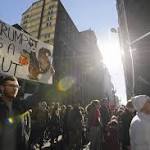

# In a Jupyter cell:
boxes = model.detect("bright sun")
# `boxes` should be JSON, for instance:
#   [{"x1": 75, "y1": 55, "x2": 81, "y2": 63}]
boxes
[
  {"x1": 98, "y1": 36, "x2": 122, "y2": 68},
  {"x1": 97, "y1": 34, "x2": 127, "y2": 105}
]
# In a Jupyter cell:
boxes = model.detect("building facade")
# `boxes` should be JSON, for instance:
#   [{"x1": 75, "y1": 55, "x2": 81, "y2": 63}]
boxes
[
  {"x1": 21, "y1": 0, "x2": 114, "y2": 104},
  {"x1": 21, "y1": 0, "x2": 58, "y2": 44},
  {"x1": 116, "y1": 0, "x2": 150, "y2": 99}
]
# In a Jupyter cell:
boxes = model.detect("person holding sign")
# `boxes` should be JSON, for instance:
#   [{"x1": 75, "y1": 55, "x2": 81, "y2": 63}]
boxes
[{"x1": 0, "y1": 75, "x2": 46, "y2": 150}]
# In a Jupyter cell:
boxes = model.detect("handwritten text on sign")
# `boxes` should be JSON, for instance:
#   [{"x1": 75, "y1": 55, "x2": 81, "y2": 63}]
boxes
[{"x1": 0, "y1": 20, "x2": 54, "y2": 84}]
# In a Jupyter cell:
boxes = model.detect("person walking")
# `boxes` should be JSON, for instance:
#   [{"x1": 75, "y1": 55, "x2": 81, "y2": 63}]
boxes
[
  {"x1": 130, "y1": 95, "x2": 150, "y2": 150},
  {"x1": 86, "y1": 100, "x2": 102, "y2": 150},
  {"x1": 120, "y1": 100, "x2": 135, "y2": 150}
]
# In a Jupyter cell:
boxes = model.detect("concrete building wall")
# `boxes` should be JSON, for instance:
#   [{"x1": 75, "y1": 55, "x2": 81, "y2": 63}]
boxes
[
  {"x1": 21, "y1": 0, "x2": 58, "y2": 44},
  {"x1": 117, "y1": 0, "x2": 150, "y2": 98},
  {"x1": 20, "y1": 0, "x2": 114, "y2": 104}
]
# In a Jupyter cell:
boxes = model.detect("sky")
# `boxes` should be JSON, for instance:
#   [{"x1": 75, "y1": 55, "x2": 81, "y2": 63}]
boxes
[{"x1": 0, "y1": 0, "x2": 127, "y2": 104}]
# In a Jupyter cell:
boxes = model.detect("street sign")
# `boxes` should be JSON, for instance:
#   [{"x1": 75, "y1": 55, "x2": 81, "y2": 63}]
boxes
[{"x1": 0, "y1": 20, "x2": 54, "y2": 84}]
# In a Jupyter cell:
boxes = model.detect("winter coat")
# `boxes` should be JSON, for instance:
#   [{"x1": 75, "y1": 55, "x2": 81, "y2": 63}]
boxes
[
  {"x1": 0, "y1": 93, "x2": 42, "y2": 150},
  {"x1": 130, "y1": 112, "x2": 150, "y2": 150},
  {"x1": 104, "y1": 126, "x2": 120, "y2": 150},
  {"x1": 120, "y1": 109, "x2": 134, "y2": 146}
]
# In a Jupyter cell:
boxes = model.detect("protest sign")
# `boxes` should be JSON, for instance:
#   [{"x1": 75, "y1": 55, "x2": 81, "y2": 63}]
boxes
[{"x1": 0, "y1": 20, "x2": 54, "y2": 84}]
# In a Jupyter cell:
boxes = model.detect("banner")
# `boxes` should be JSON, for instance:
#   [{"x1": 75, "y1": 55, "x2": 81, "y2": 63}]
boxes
[{"x1": 0, "y1": 20, "x2": 54, "y2": 84}]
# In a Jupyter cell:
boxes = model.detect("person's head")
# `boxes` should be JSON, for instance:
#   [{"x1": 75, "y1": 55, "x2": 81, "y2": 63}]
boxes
[
  {"x1": 39, "y1": 101, "x2": 47, "y2": 111},
  {"x1": 108, "y1": 119, "x2": 118, "y2": 129},
  {"x1": 131, "y1": 95, "x2": 150, "y2": 114},
  {"x1": 126, "y1": 100, "x2": 134, "y2": 112},
  {"x1": 79, "y1": 106, "x2": 85, "y2": 114},
  {"x1": 60, "y1": 105, "x2": 66, "y2": 114},
  {"x1": 66, "y1": 105, "x2": 73, "y2": 112},
  {"x1": 111, "y1": 115, "x2": 118, "y2": 120},
  {"x1": 52, "y1": 102, "x2": 60, "y2": 115},
  {"x1": 0, "y1": 75, "x2": 20, "y2": 100},
  {"x1": 91, "y1": 100, "x2": 100, "y2": 109},
  {"x1": 100, "y1": 98, "x2": 109, "y2": 107},
  {"x1": 86, "y1": 100, "x2": 100, "y2": 113},
  {"x1": 117, "y1": 108, "x2": 124, "y2": 117}
]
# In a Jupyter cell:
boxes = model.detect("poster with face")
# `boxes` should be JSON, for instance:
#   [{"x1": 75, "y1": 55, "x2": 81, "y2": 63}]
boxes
[{"x1": 0, "y1": 20, "x2": 54, "y2": 84}]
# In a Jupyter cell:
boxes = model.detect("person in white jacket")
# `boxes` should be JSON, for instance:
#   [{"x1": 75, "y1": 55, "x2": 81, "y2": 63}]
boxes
[{"x1": 130, "y1": 95, "x2": 150, "y2": 150}]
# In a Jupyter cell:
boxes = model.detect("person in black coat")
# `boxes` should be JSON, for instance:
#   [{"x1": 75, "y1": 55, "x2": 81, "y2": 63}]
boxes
[
  {"x1": 0, "y1": 75, "x2": 45, "y2": 150},
  {"x1": 119, "y1": 100, "x2": 135, "y2": 150}
]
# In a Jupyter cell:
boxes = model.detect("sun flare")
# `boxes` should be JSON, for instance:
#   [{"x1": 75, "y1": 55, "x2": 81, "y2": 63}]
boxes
[
  {"x1": 98, "y1": 37, "x2": 122, "y2": 68},
  {"x1": 97, "y1": 34, "x2": 127, "y2": 104}
]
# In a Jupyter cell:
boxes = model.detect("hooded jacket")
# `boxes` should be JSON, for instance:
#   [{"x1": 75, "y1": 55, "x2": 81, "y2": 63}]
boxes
[
  {"x1": 130, "y1": 112, "x2": 150, "y2": 150},
  {"x1": 130, "y1": 95, "x2": 150, "y2": 150}
]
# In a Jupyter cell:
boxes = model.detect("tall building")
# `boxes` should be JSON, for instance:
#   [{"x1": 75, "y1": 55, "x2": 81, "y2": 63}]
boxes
[
  {"x1": 116, "y1": 0, "x2": 150, "y2": 98},
  {"x1": 21, "y1": 0, "x2": 114, "y2": 104},
  {"x1": 21, "y1": 0, "x2": 58, "y2": 44}
]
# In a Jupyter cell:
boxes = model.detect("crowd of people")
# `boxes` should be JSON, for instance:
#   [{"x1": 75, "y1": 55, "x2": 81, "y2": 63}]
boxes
[{"x1": 0, "y1": 75, "x2": 150, "y2": 150}]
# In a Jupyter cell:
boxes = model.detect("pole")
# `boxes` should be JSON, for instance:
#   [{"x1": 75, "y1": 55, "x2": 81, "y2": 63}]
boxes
[{"x1": 131, "y1": 31, "x2": 150, "y2": 45}]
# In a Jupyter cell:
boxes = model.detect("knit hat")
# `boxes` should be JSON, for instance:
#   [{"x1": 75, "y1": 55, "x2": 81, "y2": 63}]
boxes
[{"x1": 131, "y1": 95, "x2": 150, "y2": 112}]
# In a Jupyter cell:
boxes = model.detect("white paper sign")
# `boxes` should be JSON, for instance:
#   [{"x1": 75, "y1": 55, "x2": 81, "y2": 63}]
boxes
[{"x1": 0, "y1": 20, "x2": 54, "y2": 84}]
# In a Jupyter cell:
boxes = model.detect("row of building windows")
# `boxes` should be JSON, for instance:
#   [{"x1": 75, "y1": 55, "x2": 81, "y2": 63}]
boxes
[
  {"x1": 31, "y1": 33, "x2": 38, "y2": 38},
  {"x1": 44, "y1": 5, "x2": 57, "y2": 12},
  {"x1": 41, "y1": 26, "x2": 55, "y2": 35},
  {"x1": 47, "y1": 10, "x2": 56, "y2": 15},
  {"x1": 48, "y1": 5, "x2": 56, "y2": 10},
  {"x1": 47, "y1": 16, "x2": 53, "y2": 21},
  {"x1": 22, "y1": 20, "x2": 28, "y2": 25},
  {"x1": 22, "y1": 13, "x2": 56, "y2": 26},
  {"x1": 30, "y1": 10, "x2": 42, "y2": 17},
  {"x1": 23, "y1": 5, "x2": 42, "y2": 19},
  {"x1": 21, "y1": 13, "x2": 41, "y2": 26},
  {"x1": 22, "y1": 11, "x2": 41, "y2": 22},
  {"x1": 43, "y1": 39, "x2": 54, "y2": 45},
  {"x1": 22, "y1": 0, "x2": 57, "y2": 20},
  {"x1": 30, "y1": 30, "x2": 38, "y2": 35},
  {"x1": 40, "y1": 32, "x2": 55, "y2": 39},
  {"x1": 22, "y1": 7, "x2": 57, "y2": 26},
  {"x1": 22, "y1": 16, "x2": 56, "y2": 30},
  {"x1": 27, "y1": 25, "x2": 39, "y2": 33},
  {"x1": 32, "y1": 1, "x2": 43, "y2": 9},
  {"x1": 44, "y1": 40, "x2": 50, "y2": 43},
  {"x1": 22, "y1": 25, "x2": 27, "y2": 30},
  {"x1": 23, "y1": 14, "x2": 30, "y2": 19},
  {"x1": 45, "y1": 0, "x2": 58, "y2": 6},
  {"x1": 29, "y1": 14, "x2": 41, "y2": 22},
  {"x1": 42, "y1": 19, "x2": 56, "y2": 28},
  {"x1": 23, "y1": 21, "x2": 40, "y2": 29},
  {"x1": 46, "y1": 22, "x2": 52, "y2": 26},
  {"x1": 43, "y1": 13, "x2": 56, "y2": 20}
]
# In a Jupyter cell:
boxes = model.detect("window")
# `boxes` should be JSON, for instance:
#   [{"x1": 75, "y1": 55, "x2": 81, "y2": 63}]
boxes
[
  {"x1": 47, "y1": 16, "x2": 52, "y2": 21},
  {"x1": 23, "y1": 20, "x2": 28, "y2": 24},
  {"x1": 49, "y1": 5, "x2": 54, "y2": 10},
  {"x1": 46, "y1": 22, "x2": 52, "y2": 26},
  {"x1": 48, "y1": 10, "x2": 53, "y2": 15},
  {"x1": 44, "y1": 33, "x2": 50, "y2": 38},
  {"x1": 22, "y1": 25, "x2": 27, "y2": 29},
  {"x1": 44, "y1": 40, "x2": 50, "y2": 43}
]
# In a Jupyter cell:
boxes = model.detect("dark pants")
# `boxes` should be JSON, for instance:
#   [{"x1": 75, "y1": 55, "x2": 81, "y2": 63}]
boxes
[{"x1": 122, "y1": 144, "x2": 130, "y2": 150}]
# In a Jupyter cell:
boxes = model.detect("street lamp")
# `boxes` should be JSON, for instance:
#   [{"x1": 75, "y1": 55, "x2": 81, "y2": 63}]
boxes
[{"x1": 111, "y1": 26, "x2": 135, "y2": 97}]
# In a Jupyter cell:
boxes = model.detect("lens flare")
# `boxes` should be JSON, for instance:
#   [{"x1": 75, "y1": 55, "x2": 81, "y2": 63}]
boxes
[
  {"x1": 57, "y1": 76, "x2": 76, "y2": 92},
  {"x1": 8, "y1": 117, "x2": 14, "y2": 124}
]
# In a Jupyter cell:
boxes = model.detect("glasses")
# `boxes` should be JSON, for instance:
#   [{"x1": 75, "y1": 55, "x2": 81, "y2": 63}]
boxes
[{"x1": 4, "y1": 84, "x2": 21, "y2": 89}]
